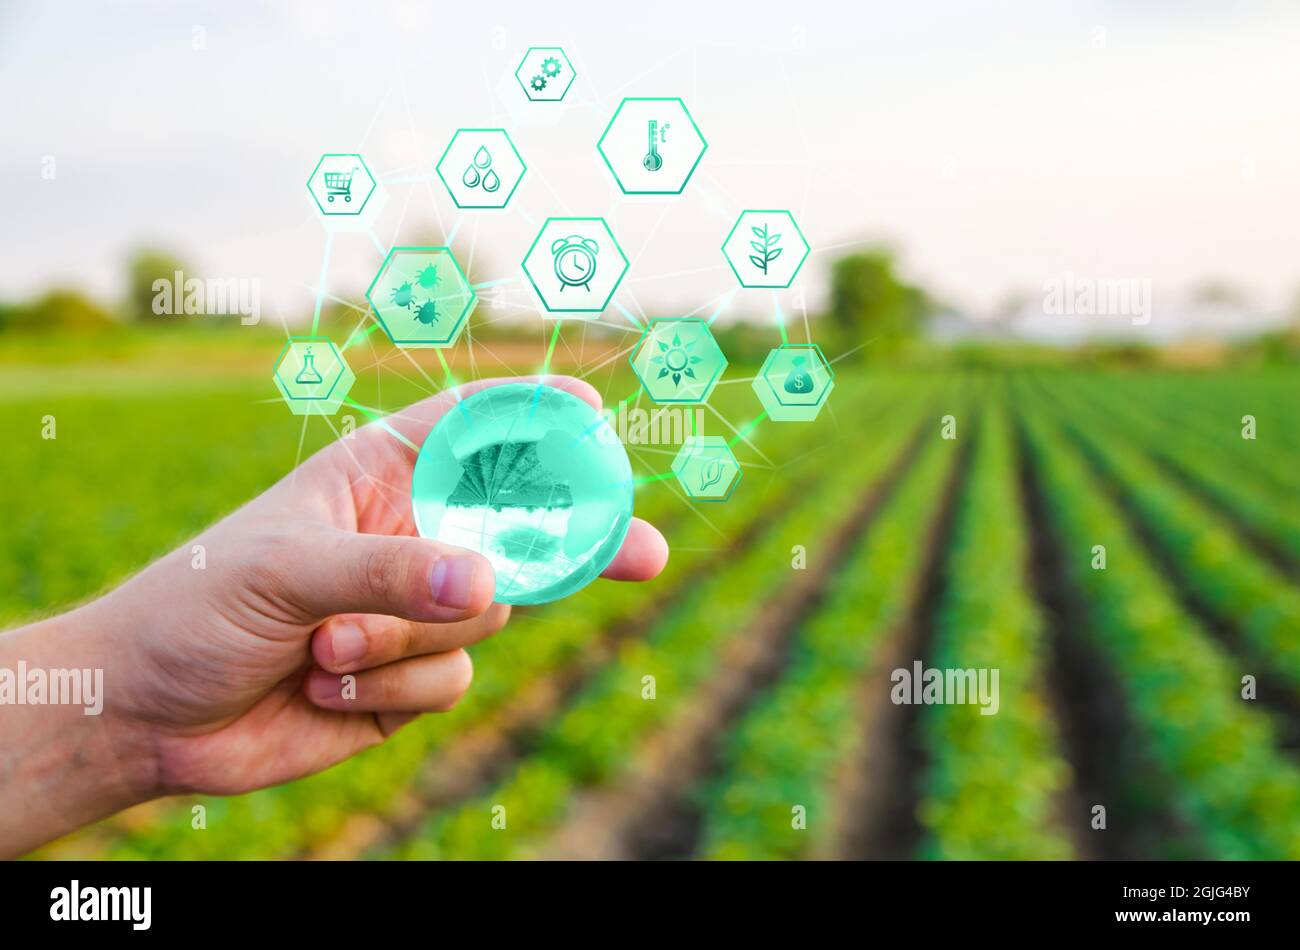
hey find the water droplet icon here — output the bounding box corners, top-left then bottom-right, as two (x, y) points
(462, 145), (496, 191)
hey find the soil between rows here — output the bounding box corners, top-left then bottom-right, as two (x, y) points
(1015, 409), (1207, 860)
(829, 416), (974, 859)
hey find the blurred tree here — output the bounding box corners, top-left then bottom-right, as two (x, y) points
(1231, 284), (1300, 364)
(1077, 340), (1160, 368)
(710, 320), (780, 364)
(1188, 278), (1253, 310)
(125, 247), (189, 322)
(990, 287), (1038, 328)
(829, 250), (928, 358)
(2, 290), (115, 333)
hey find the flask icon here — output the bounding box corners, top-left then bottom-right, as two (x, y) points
(295, 347), (324, 386)
(783, 356), (814, 394)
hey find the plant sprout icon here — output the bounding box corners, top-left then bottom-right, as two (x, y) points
(650, 332), (701, 389)
(461, 146), (500, 193)
(749, 220), (784, 275)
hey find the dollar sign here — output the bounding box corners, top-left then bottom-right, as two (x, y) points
(784, 366), (813, 394)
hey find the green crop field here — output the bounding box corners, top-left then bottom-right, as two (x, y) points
(5, 341), (1299, 860)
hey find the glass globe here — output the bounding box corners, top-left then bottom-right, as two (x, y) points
(411, 382), (633, 605)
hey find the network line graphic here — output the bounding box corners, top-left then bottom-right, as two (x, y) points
(276, 46), (844, 554)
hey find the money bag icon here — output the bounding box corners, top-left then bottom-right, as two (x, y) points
(783, 356), (814, 394)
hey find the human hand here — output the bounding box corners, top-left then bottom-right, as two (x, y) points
(0, 376), (665, 855)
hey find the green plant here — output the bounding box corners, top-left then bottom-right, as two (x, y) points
(748, 222), (783, 276)
(916, 403), (1073, 860)
(700, 425), (960, 859)
(1018, 394), (1300, 859)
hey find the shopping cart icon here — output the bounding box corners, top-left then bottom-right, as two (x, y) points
(324, 166), (358, 203)
(307, 153), (376, 216)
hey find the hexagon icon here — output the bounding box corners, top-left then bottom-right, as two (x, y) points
(753, 344), (835, 422)
(365, 247), (476, 348)
(672, 436), (741, 502)
(307, 153), (376, 217)
(597, 97), (707, 195)
(272, 337), (355, 416)
(629, 318), (727, 404)
(521, 217), (628, 317)
(722, 210), (810, 288)
(436, 129), (526, 209)
(515, 47), (575, 102)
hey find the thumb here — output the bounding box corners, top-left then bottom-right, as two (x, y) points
(280, 527), (496, 624)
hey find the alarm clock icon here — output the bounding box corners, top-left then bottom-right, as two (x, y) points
(551, 235), (599, 292)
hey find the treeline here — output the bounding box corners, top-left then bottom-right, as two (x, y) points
(0, 248), (203, 333)
(4, 246), (1296, 368)
(0, 245), (932, 353)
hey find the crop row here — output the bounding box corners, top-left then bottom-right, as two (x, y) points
(696, 415), (959, 858)
(1074, 373), (1300, 496)
(1055, 377), (1300, 567)
(1105, 371), (1300, 453)
(1018, 391), (1300, 859)
(1043, 385), (1300, 694)
(915, 403), (1074, 859)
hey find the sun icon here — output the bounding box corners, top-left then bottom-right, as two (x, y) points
(651, 333), (701, 388)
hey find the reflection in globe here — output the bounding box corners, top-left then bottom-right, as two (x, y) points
(411, 383), (634, 605)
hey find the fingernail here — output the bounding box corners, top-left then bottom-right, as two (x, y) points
(430, 555), (478, 610)
(306, 671), (345, 705)
(329, 623), (367, 667)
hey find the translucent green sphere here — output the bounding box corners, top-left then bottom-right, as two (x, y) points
(411, 383), (633, 605)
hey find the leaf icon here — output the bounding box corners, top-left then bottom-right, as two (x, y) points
(743, 219), (784, 276)
(698, 458), (728, 492)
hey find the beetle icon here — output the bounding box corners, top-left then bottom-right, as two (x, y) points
(551, 235), (600, 292)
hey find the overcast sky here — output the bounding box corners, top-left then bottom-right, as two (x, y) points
(2, 1), (1298, 333)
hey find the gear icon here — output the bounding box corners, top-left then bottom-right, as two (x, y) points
(540, 56), (562, 78)
(530, 74), (547, 92)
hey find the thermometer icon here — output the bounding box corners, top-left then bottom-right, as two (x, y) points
(643, 120), (670, 172)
